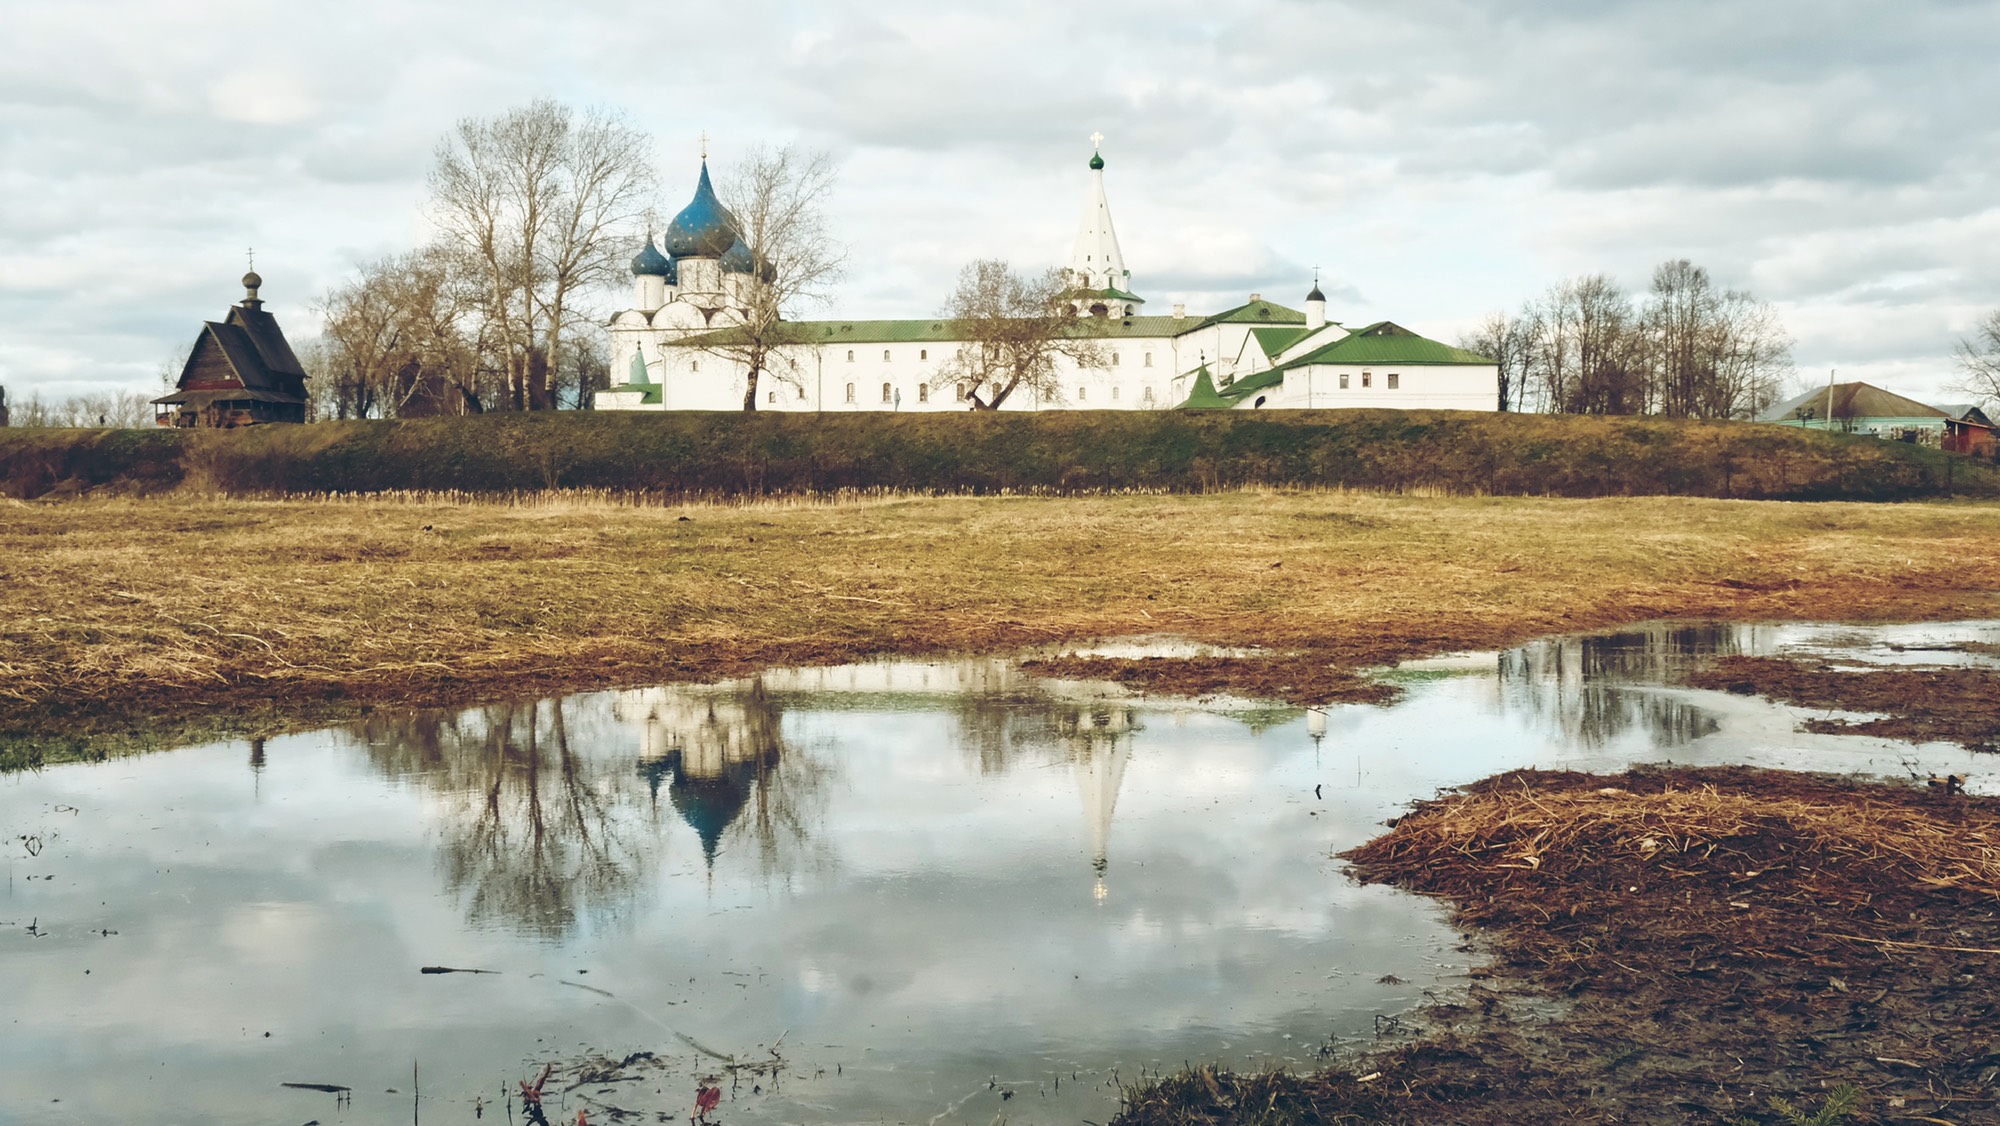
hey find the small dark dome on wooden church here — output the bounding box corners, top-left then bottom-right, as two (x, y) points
(153, 270), (309, 428)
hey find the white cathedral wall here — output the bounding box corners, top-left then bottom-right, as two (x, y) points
(1241, 363), (1500, 411)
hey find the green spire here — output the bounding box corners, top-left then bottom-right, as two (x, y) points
(629, 348), (650, 386)
(1175, 364), (1233, 410)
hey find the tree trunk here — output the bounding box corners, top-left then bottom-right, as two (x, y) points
(742, 363), (761, 411)
(527, 347), (553, 411)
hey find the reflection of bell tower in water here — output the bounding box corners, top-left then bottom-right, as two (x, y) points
(1068, 706), (1135, 902)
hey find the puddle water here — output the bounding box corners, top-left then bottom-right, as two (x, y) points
(3, 621), (1996, 1125)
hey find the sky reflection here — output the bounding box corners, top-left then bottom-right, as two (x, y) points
(3, 621), (1998, 1125)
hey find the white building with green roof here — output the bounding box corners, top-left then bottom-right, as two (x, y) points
(597, 141), (1499, 413)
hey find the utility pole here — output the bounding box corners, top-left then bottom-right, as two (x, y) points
(1825, 369), (1836, 433)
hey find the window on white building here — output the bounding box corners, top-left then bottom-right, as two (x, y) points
(1144, 353), (1153, 368)
(846, 350), (855, 362)
(1112, 352), (1120, 366)
(690, 360), (699, 372)
(1339, 373), (1350, 389)
(1142, 386), (1155, 404)
(1112, 386), (1120, 400)
(845, 382), (855, 403)
(883, 349), (892, 362)
(956, 382), (968, 402)
(1362, 372), (1372, 388)
(917, 385), (929, 403)
(882, 382), (893, 403)
(797, 385), (806, 400)
(1387, 373), (1399, 389)
(920, 349), (928, 360)
(1078, 386), (1087, 401)
(767, 391), (776, 404)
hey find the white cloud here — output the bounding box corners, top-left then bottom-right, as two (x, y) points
(0, 0), (1996, 408)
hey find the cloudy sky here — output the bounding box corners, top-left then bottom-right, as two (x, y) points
(3, 0), (1996, 406)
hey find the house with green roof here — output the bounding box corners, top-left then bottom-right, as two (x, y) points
(598, 141), (1500, 414)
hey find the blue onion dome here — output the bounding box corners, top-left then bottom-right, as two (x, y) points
(631, 234), (672, 277)
(720, 237), (755, 275)
(664, 162), (738, 258)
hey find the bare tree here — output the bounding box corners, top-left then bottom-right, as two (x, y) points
(1954, 308), (2000, 408)
(928, 261), (1104, 410)
(1521, 274), (1642, 414)
(317, 248), (508, 419)
(427, 100), (656, 411)
(1459, 311), (1533, 412)
(698, 146), (845, 411)
(1641, 259), (1791, 419)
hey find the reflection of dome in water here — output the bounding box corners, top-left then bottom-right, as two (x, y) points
(639, 747), (764, 866)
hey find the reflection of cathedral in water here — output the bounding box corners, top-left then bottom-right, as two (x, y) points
(631, 683), (785, 868)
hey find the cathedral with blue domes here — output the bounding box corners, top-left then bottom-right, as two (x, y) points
(597, 140), (1499, 413)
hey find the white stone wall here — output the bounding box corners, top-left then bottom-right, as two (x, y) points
(1237, 363), (1500, 412)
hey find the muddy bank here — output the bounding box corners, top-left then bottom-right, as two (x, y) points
(1115, 766), (2000, 1125)
(1689, 655), (2000, 752)
(1018, 652), (1401, 707)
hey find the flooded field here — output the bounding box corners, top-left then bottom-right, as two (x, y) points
(3, 621), (1996, 1125)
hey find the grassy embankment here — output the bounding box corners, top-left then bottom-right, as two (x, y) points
(3, 408), (1997, 500)
(4, 489), (2000, 769)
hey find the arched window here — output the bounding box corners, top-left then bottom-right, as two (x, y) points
(882, 382), (893, 403)
(689, 359), (699, 372)
(1112, 352), (1120, 366)
(956, 382), (969, 402)
(1078, 386), (1087, 401)
(845, 382), (856, 403)
(797, 385), (806, 399)
(767, 390), (776, 404)
(1143, 386), (1155, 403)
(1144, 353), (1153, 368)
(1112, 386), (1120, 400)
(846, 350), (855, 362)
(917, 385), (929, 403)
(1362, 371), (1372, 388)
(883, 349), (892, 362)
(919, 349), (928, 360)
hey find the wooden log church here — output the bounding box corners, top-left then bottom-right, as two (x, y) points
(153, 271), (309, 428)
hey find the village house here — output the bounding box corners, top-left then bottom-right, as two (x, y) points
(153, 272), (309, 428)
(1760, 382), (1958, 445)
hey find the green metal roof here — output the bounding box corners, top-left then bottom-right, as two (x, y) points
(1271, 321), (1494, 371)
(1250, 326), (1310, 359)
(1069, 286), (1146, 304)
(1196, 300), (1307, 329)
(1175, 364), (1235, 410)
(603, 382), (663, 404)
(1218, 365), (1285, 401)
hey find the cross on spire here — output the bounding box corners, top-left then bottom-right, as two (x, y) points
(247, 247), (255, 271)
(1090, 131), (1104, 151)
(699, 131), (709, 160)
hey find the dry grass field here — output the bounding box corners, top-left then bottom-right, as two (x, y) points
(4, 489), (2000, 757)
